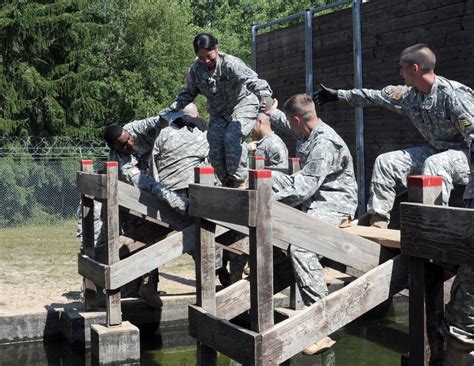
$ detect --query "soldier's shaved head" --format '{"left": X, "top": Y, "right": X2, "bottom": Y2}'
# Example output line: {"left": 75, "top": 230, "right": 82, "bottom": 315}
{"left": 283, "top": 94, "right": 317, "bottom": 121}
{"left": 257, "top": 112, "right": 270, "bottom": 124}
{"left": 400, "top": 44, "right": 436, "bottom": 72}
{"left": 182, "top": 103, "right": 199, "bottom": 118}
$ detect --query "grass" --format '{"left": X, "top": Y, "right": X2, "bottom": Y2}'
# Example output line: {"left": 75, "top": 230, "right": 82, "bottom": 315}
{"left": 0, "top": 220, "right": 79, "bottom": 283}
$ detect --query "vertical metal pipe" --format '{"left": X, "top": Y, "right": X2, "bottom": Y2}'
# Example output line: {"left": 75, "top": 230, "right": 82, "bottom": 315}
{"left": 304, "top": 10, "right": 314, "bottom": 96}
{"left": 251, "top": 25, "right": 258, "bottom": 71}
{"left": 352, "top": 0, "right": 366, "bottom": 216}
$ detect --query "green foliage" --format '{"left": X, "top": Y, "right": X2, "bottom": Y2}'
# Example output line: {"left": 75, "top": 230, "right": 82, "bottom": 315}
{"left": 0, "top": 0, "right": 333, "bottom": 138}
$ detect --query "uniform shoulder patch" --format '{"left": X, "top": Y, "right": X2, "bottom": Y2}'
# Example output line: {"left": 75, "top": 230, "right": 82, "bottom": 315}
{"left": 383, "top": 85, "right": 405, "bottom": 100}
{"left": 128, "top": 167, "right": 141, "bottom": 177}
{"left": 458, "top": 118, "right": 472, "bottom": 132}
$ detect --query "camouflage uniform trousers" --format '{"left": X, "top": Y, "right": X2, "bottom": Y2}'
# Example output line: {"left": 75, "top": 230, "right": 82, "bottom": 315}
{"left": 207, "top": 110, "right": 257, "bottom": 184}
{"left": 443, "top": 197, "right": 474, "bottom": 365}
{"left": 368, "top": 145, "right": 469, "bottom": 219}
{"left": 290, "top": 211, "right": 344, "bottom": 306}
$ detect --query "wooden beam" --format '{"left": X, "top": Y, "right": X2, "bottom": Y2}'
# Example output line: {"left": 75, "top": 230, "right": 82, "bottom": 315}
{"left": 76, "top": 172, "right": 107, "bottom": 199}
{"left": 78, "top": 254, "right": 108, "bottom": 289}
{"left": 216, "top": 258, "right": 294, "bottom": 320}
{"left": 117, "top": 181, "right": 192, "bottom": 231}
{"left": 189, "top": 305, "right": 260, "bottom": 365}
{"left": 260, "top": 254, "right": 408, "bottom": 364}
{"left": 189, "top": 184, "right": 257, "bottom": 227}
{"left": 341, "top": 225, "right": 400, "bottom": 249}
{"left": 400, "top": 203, "right": 474, "bottom": 266}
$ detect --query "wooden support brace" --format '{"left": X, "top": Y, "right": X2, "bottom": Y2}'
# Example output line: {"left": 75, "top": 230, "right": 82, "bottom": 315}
{"left": 249, "top": 169, "right": 274, "bottom": 333}
{"left": 405, "top": 175, "right": 444, "bottom": 366}
{"left": 80, "top": 160, "right": 97, "bottom": 311}
{"left": 76, "top": 171, "right": 107, "bottom": 199}
{"left": 104, "top": 161, "right": 122, "bottom": 327}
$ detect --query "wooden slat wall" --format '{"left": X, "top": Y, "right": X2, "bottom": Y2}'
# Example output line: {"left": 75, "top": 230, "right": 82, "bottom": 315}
{"left": 256, "top": 0, "right": 474, "bottom": 199}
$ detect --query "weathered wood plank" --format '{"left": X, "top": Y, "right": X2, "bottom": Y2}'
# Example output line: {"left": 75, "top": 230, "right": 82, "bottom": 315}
{"left": 117, "top": 181, "right": 192, "bottom": 231}
{"left": 189, "top": 305, "right": 259, "bottom": 365}
{"left": 216, "top": 257, "right": 294, "bottom": 320}
{"left": 76, "top": 172, "right": 107, "bottom": 199}
{"left": 342, "top": 225, "right": 400, "bottom": 249}
{"left": 78, "top": 254, "right": 108, "bottom": 289}
{"left": 249, "top": 170, "right": 274, "bottom": 332}
{"left": 400, "top": 203, "right": 474, "bottom": 266}
{"left": 196, "top": 219, "right": 217, "bottom": 313}
{"left": 260, "top": 255, "right": 408, "bottom": 364}
{"left": 189, "top": 184, "right": 257, "bottom": 227}
{"left": 105, "top": 163, "right": 121, "bottom": 326}
{"left": 80, "top": 160, "right": 97, "bottom": 311}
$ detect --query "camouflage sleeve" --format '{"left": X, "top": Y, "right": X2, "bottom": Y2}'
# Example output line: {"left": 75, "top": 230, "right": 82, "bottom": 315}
{"left": 231, "top": 58, "right": 272, "bottom": 99}
{"left": 109, "top": 151, "right": 188, "bottom": 214}
{"left": 272, "top": 141, "right": 335, "bottom": 206}
{"left": 338, "top": 85, "right": 410, "bottom": 115}
{"left": 123, "top": 115, "right": 163, "bottom": 137}
{"left": 269, "top": 109, "right": 297, "bottom": 137}
{"left": 174, "top": 67, "right": 200, "bottom": 110}
{"left": 447, "top": 87, "right": 474, "bottom": 157}
{"left": 266, "top": 141, "right": 288, "bottom": 168}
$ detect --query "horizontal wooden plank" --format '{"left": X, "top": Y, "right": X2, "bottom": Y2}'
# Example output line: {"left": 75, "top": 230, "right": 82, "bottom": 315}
{"left": 342, "top": 226, "right": 400, "bottom": 249}
{"left": 400, "top": 203, "right": 474, "bottom": 266}
{"left": 189, "top": 305, "right": 260, "bottom": 365}
{"left": 76, "top": 172, "right": 107, "bottom": 199}
{"left": 261, "top": 254, "right": 408, "bottom": 364}
{"left": 216, "top": 257, "right": 294, "bottom": 320}
{"left": 117, "top": 181, "right": 192, "bottom": 231}
{"left": 189, "top": 184, "right": 257, "bottom": 227}
{"left": 78, "top": 254, "right": 108, "bottom": 289}
{"left": 107, "top": 225, "right": 228, "bottom": 289}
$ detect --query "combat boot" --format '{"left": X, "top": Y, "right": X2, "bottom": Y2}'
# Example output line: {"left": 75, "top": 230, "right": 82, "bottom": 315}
{"left": 302, "top": 336, "right": 336, "bottom": 355}
{"left": 369, "top": 213, "right": 390, "bottom": 229}
{"left": 138, "top": 270, "right": 163, "bottom": 308}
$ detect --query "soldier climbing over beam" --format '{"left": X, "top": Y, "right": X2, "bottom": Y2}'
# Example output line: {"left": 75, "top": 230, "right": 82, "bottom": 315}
{"left": 314, "top": 43, "right": 473, "bottom": 229}
{"left": 266, "top": 94, "right": 358, "bottom": 355}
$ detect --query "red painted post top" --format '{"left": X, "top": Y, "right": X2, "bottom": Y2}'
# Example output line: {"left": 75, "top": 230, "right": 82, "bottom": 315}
{"left": 249, "top": 169, "right": 272, "bottom": 179}
{"left": 105, "top": 161, "right": 118, "bottom": 167}
{"left": 407, "top": 175, "right": 443, "bottom": 188}
{"left": 195, "top": 166, "right": 214, "bottom": 175}
{"left": 289, "top": 157, "right": 300, "bottom": 162}
{"left": 81, "top": 160, "right": 93, "bottom": 165}
{"left": 254, "top": 156, "right": 265, "bottom": 161}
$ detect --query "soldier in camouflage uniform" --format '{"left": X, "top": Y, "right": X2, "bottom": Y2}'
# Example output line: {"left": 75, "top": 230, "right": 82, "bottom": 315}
{"left": 268, "top": 94, "right": 356, "bottom": 355}
{"left": 167, "top": 33, "right": 273, "bottom": 187}
{"left": 314, "top": 44, "right": 473, "bottom": 228}
{"left": 248, "top": 112, "right": 289, "bottom": 169}
{"left": 151, "top": 117, "right": 209, "bottom": 193}
{"left": 268, "top": 94, "right": 358, "bottom": 304}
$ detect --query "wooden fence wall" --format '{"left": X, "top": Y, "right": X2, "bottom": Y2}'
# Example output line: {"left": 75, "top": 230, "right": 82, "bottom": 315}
{"left": 255, "top": 0, "right": 474, "bottom": 199}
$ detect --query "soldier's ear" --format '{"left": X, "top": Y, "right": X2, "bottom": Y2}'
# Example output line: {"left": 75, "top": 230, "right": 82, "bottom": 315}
{"left": 412, "top": 63, "right": 420, "bottom": 73}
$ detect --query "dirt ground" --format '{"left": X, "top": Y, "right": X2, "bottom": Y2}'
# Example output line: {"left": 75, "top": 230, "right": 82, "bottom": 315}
{"left": 0, "top": 221, "right": 197, "bottom": 314}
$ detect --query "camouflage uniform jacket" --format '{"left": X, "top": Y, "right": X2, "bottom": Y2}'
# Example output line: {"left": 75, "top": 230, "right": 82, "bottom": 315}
{"left": 151, "top": 126, "right": 209, "bottom": 191}
{"left": 338, "top": 75, "right": 474, "bottom": 153}
{"left": 173, "top": 52, "right": 272, "bottom": 132}
{"left": 251, "top": 131, "right": 289, "bottom": 168}
{"left": 108, "top": 117, "right": 188, "bottom": 213}
{"left": 269, "top": 109, "right": 358, "bottom": 220}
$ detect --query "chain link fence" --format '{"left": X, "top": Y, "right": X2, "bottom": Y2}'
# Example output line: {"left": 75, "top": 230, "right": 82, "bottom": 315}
{"left": 0, "top": 137, "right": 108, "bottom": 228}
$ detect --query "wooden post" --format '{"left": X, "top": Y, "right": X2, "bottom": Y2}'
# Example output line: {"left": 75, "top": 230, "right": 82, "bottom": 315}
{"left": 248, "top": 169, "right": 274, "bottom": 333}
{"left": 194, "top": 166, "right": 218, "bottom": 366}
{"left": 81, "top": 160, "right": 97, "bottom": 311}
{"left": 104, "top": 161, "right": 121, "bottom": 327}
{"left": 287, "top": 157, "right": 303, "bottom": 310}
{"left": 250, "top": 155, "right": 265, "bottom": 170}
{"left": 407, "top": 175, "right": 444, "bottom": 366}
{"left": 288, "top": 157, "right": 301, "bottom": 175}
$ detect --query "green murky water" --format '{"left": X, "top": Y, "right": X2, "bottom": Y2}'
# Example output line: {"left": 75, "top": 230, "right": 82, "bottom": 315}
{"left": 0, "top": 297, "right": 408, "bottom": 366}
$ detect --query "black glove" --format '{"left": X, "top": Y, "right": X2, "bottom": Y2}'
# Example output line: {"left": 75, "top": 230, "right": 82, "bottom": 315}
{"left": 172, "top": 116, "right": 207, "bottom": 132}
{"left": 313, "top": 84, "right": 338, "bottom": 105}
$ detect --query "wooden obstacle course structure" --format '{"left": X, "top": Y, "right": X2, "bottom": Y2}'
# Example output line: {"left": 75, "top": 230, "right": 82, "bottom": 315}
{"left": 401, "top": 175, "right": 474, "bottom": 366}
{"left": 188, "top": 166, "right": 409, "bottom": 365}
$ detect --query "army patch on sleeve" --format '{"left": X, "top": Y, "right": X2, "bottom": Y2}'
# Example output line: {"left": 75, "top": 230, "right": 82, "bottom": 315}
{"left": 129, "top": 167, "right": 141, "bottom": 177}
{"left": 458, "top": 118, "right": 472, "bottom": 132}
{"left": 383, "top": 85, "right": 405, "bottom": 100}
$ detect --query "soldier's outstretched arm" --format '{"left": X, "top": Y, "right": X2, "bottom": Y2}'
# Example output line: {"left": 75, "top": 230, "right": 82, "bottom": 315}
{"left": 313, "top": 84, "right": 338, "bottom": 105}
{"left": 232, "top": 58, "right": 272, "bottom": 99}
